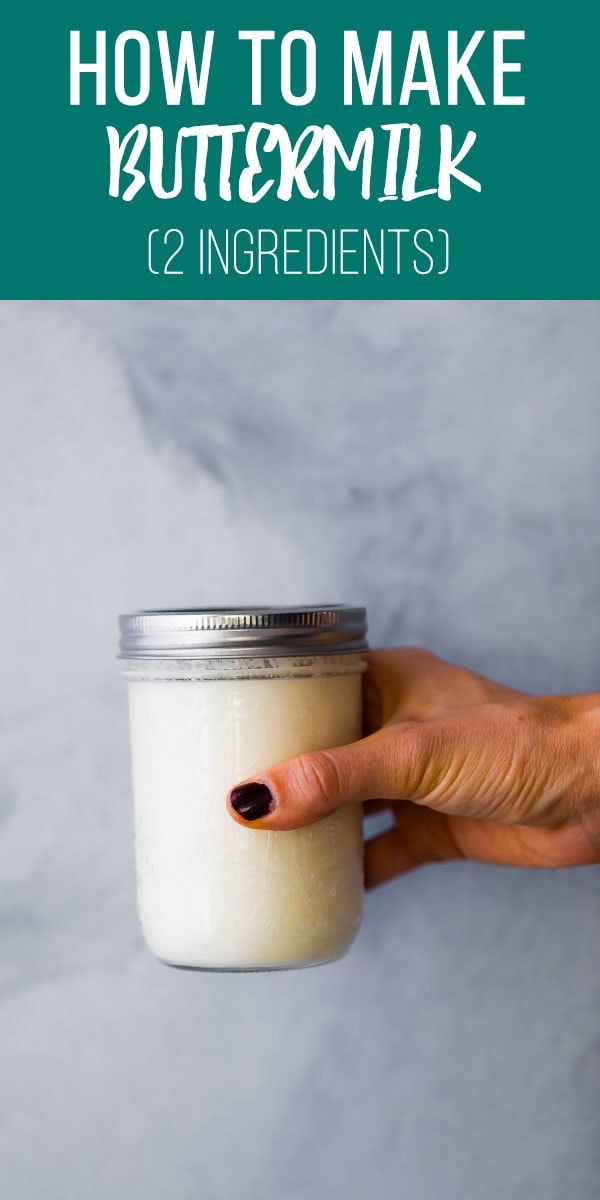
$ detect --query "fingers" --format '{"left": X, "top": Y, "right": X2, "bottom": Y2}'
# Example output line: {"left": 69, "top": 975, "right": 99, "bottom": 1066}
{"left": 364, "top": 803, "right": 463, "bottom": 887}
{"left": 227, "top": 724, "right": 433, "bottom": 831}
{"left": 365, "top": 806, "right": 599, "bottom": 887}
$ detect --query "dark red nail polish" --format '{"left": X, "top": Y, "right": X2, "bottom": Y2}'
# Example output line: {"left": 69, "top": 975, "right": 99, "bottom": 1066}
{"left": 230, "top": 782, "right": 274, "bottom": 821}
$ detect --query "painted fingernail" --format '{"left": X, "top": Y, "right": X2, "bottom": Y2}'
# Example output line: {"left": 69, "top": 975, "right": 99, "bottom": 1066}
{"left": 230, "top": 782, "right": 275, "bottom": 821}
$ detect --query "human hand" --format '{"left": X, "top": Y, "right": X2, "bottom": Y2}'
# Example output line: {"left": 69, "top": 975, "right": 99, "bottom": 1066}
{"left": 228, "top": 649, "right": 600, "bottom": 886}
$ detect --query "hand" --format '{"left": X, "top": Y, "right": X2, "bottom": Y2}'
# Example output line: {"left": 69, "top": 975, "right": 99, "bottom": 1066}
{"left": 227, "top": 649, "right": 600, "bottom": 887}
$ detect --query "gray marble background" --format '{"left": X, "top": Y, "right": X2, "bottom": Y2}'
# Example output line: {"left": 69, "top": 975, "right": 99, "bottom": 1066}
{"left": 1, "top": 300, "right": 599, "bottom": 1200}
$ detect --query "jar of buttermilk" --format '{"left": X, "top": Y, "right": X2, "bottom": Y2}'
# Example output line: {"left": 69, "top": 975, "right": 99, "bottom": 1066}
{"left": 118, "top": 606, "right": 368, "bottom": 972}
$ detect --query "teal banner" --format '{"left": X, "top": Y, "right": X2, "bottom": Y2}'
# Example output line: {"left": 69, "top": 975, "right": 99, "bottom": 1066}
{"left": 1, "top": 1, "right": 598, "bottom": 298}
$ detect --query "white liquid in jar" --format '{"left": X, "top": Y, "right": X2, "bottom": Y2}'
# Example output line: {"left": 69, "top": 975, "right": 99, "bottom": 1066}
{"left": 127, "top": 670, "right": 364, "bottom": 971}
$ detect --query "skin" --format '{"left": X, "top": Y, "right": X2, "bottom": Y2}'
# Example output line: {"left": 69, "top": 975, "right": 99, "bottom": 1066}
{"left": 227, "top": 648, "right": 600, "bottom": 887}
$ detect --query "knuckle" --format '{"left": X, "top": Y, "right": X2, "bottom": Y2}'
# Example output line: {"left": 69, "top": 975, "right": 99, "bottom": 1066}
{"left": 389, "top": 721, "right": 436, "bottom": 797}
{"left": 291, "top": 750, "right": 341, "bottom": 814}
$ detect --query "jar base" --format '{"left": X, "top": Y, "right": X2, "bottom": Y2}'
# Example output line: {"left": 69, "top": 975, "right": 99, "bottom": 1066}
{"left": 156, "top": 950, "right": 350, "bottom": 974}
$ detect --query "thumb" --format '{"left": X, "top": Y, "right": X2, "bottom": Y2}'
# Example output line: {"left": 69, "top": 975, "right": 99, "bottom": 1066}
{"left": 227, "top": 725, "right": 429, "bottom": 830}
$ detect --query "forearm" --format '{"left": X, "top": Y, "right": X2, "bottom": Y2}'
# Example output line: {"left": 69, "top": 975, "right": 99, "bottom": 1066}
{"left": 559, "top": 692, "right": 600, "bottom": 846}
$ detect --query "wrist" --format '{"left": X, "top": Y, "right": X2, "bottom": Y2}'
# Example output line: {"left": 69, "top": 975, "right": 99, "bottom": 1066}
{"left": 558, "top": 693, "right": 600, "bottom": 843}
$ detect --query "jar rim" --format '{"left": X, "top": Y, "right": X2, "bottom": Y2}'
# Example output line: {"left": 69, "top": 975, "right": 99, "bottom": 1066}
{"left": 118, "top": 605, "right": 368, "bottom": 659}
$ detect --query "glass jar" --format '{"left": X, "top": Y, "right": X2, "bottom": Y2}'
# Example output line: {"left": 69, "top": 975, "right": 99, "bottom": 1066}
{"left": 119, "top": 606, "right": 368, "bottom": 972}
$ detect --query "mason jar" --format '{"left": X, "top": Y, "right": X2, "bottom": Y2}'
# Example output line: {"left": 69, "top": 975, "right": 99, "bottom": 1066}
{"left": 118, "top": 606, "right": 368, "bottom": 972}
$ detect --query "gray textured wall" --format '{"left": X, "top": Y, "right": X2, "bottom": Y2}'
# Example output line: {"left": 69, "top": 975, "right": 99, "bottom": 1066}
{"left": 1, "top": 300, "right": 599, "bottom": 1200}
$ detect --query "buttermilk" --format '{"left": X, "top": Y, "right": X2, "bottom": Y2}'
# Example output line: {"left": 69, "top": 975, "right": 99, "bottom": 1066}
{"left": 107, "top": 121, "right": 480, "bottom": 203}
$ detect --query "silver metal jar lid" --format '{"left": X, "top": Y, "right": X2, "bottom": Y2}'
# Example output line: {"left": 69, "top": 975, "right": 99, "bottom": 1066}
{"left": 118, "top": 605, "right": 368, "bottom": 659}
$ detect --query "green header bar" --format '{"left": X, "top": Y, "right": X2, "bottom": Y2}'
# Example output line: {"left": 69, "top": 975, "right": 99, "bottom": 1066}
{"left": 1, "top": 1, "right": 598, "bottom": 298}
